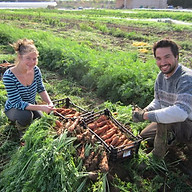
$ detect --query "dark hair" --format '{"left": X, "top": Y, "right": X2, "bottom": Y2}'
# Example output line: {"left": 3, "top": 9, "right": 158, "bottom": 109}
{"left": 153, "top": 39, "right": 179, "bottom": 58}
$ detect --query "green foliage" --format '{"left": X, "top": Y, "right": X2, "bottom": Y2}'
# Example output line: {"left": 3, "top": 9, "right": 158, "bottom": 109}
{"left": 0, "top": 110, "right": 8, "bottom": 127}
{"left": 0, "top": 115, "right": 85, "bottom": 192}
{"left": 79, "top": 23, "right": 93, "bottom": 32}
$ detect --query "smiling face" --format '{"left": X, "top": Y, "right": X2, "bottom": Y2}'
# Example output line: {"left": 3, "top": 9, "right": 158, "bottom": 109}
{"left": 19, "top": 51, "right": 38, "bottom": 71}
{"left": 155, "top": 47, "right": 178, "bottom": 77}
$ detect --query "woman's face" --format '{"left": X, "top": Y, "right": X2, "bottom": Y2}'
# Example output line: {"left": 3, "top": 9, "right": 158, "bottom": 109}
{"left": 19, "top": 52, "right": 38, "bottom": 70}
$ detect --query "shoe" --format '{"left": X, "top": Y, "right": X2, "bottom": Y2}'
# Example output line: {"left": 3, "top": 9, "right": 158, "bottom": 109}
{"left": 16, "top": 121, "right": 28, "bottom": 131}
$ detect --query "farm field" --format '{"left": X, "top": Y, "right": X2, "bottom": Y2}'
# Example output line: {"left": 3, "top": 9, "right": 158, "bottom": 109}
{"left": 0, "top": 8, "right": 192, "bottom": 192}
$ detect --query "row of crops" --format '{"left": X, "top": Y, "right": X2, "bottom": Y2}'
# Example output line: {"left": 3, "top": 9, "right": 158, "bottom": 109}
{"left": 0, "top": 22, "right": 158, "bottom": 107}
{"left": 3, "top": 8, "right": 192, "bottom": 108}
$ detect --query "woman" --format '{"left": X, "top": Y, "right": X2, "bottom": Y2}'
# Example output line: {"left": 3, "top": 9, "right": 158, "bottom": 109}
{"left": 3, "top": 38, "right": 54, "bottom": 132}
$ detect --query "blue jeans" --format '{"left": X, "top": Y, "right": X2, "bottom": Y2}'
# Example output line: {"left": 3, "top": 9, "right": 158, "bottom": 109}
{"left": 5, "top": 108, "right": 43, "bottom": 126}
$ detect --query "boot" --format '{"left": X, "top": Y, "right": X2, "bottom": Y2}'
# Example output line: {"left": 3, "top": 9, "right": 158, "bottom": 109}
{"left": 15, "top": 121, "right": 28, "bottom": 139}
{"left": 15, "top": 121, "right": 28, "bottom": 131}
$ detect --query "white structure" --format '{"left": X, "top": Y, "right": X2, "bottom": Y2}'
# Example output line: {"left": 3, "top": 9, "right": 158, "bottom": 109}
{"left": 116, "top": 0, "right": 167, "bottom": 9}
{"left": 0, "top": 2, "right": 57, "bottom": 9}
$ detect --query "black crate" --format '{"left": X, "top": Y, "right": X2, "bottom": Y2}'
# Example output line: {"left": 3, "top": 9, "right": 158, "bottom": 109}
{"left": 82, "top": 109, "right": 142, "bottom": 161}
{"left": 52, "top": 97, "right": 93, "bottom": 120}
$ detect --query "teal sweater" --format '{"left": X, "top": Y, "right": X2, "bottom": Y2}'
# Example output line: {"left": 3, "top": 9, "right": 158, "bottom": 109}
{"left": 146, "top": 64, "right": 192, "bottom": 123}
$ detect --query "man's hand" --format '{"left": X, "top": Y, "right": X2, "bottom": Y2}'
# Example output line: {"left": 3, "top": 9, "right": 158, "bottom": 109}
{"left": 132, "top": 106, "right": 145, "bottom": 122}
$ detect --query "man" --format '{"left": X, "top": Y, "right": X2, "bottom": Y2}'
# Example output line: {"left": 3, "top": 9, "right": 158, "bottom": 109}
{"left": 132, "top": 39, "right": 192, "bottom": 159}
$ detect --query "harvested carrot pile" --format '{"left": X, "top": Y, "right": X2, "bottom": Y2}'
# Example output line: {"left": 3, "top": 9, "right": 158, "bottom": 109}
{"left": 53, "top": 107, "right": 82, "bottom": 134}
{"left": 0, "top": 62, "right": 15, "bottom": 78}
{"left": 52, "top": 102, "right": 140, "bottom": 182}
{"left": 53, "top": 107, "right": 110, "bottom": 177}
{"left": 87, "top": 115, "right": 134, "bottom": 148}
{"left": 0, "top": 63, "right": 14, "bottom": 68}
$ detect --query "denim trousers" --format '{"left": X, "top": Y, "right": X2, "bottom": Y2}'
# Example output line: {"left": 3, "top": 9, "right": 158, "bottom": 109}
{"left": 5, "top": 108, "right": 43, "bottom": 127}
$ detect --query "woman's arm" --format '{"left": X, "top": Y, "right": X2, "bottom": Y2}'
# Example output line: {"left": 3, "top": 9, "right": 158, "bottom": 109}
{"left": 25, "top": 103, "right": 54, "bottom": 114}
{"left": 25, "top": 90, "right": 54, "bottom": 114}
{"left": 39, "top": 90, "right": 53, "bottom": 106}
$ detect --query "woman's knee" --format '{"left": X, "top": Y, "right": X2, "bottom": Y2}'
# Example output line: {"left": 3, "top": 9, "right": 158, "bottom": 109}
{"left": 5, "top": 109, "right": 33, "bottom": 126}
{"left": 18, "top": 111, "right": 33, "bottom": 126}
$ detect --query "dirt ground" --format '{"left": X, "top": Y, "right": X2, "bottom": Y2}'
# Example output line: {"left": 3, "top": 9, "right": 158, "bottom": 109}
{"left": 106, "top": 144, "right": 192, "bottom": 191}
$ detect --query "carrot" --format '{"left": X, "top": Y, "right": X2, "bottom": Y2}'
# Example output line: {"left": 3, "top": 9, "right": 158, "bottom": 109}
{"left": 123, "top": 140, "right": 134, "bottom": 148}
{"left": 61, "top": 109, "right": 72, "bottom": 115}
{"left": 107, "top": 121, "right": 118, "bottom": 130}
{"left": 88, "top": 122, "right": 97, "bottom": 130}
{"left": 65, "top": 114, "right": 75, "bottom": 118}
{"left": 55, "top": 120, "right": 63, "bottom": 127}
{"left": 101, "top": 128, "right": 117, "bottom": 140}
{"left": 99, "top": 151, "right": 109, "bottom": 172}
{"left": 64, "top": 119, "right": 73, "bottom": 129}
{"left": 73, "top": 111, "right": 80, "bottom": 117}
{"left": 104, "top": 134, "right": 116, "bottom": 145}
{"left": 79, "top": 144, "right": 85, "bottom": 159}
{"left": 68, "top": 118, "right": 80, "bottom": 132}
{"left": 105, "top": 126, "right": 118, "bottom": 134}
{"left": 116, "top": 139, "right": 128, "bottom": 148}
{"left": 76, "top": 134, "right": 83, "bottom": 141}
{"left": 54, "top": 108, "right": 64, "bottom": 113}
{"left": 94, "top": 124, "right": 109, "bottom": 135}
{"left": 117, "top": 139, "right": 134, "bottom": 148}
{"left": 85, "top": 151, "right": 95, "bottom": 169}
{"left": 113, "top": 134, "right": 127, "bottom": 146}
{"left": 96, "top": 115, "right": 108, "bottom": 123}
{"left": 97, "top": 120, "right": 108, "bottom": 128}
{"left": 67, "top": 108, "right": 77, "bottom": 114}
{"left": 110, "top": 136, "right": 119, "bottom": 146}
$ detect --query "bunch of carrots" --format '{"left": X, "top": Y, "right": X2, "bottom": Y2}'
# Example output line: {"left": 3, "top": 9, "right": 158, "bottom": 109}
{"left": 87, "top": 115, "right": 134, "bottom": 148}
{"left": 53, "top": 106, "right": 110, "bottom": 176}
{"left": 54, "top": 107, "right": 82, "bottom": 134}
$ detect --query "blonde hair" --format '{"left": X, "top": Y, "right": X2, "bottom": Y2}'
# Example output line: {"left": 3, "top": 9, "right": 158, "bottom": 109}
{"left": 11, "top": 38, "right": 39, "bottom": 65}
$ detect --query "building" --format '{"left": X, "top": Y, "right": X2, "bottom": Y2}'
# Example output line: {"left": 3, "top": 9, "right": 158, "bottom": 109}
{"left": 116, "top": 0, "right": 167, "bottom": 9}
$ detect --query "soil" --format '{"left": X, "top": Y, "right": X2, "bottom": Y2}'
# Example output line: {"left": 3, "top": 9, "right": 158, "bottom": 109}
{"left": 107, "top": 144, "right": 192, "bottom": 191}
{"left": 166, "top": 144, "right": 192, "bottom": 177}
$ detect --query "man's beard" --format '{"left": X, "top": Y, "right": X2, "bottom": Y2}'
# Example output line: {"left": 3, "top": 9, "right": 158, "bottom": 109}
{"left": 160, "top": 63, "right": 177, "bottom": 75}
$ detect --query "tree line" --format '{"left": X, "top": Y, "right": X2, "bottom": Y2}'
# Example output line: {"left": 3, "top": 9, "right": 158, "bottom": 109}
{"left": 168, "top": 0, "right": 192, "bottom": 8}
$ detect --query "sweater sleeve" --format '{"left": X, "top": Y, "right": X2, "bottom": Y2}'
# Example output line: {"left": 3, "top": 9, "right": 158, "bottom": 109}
{"left": 147, "top": 69, "right": 192, "bottom": 123}
{"left": 3, "top": 71, "right": 29, "bottom": 110}
{"left": 147, "top": 106, "right": 188, "bottom": 123}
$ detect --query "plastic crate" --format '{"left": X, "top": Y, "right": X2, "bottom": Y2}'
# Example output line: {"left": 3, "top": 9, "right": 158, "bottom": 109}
{"left": 52, "top": 97, "right": 93, "bottom": 120}
{"left": 82, "top": 109, "right": 142, "bottom": 161}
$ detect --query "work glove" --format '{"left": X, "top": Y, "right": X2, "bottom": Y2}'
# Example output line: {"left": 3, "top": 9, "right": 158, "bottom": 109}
{"left": 132, "top": 105, "right": 145, "bottom": 122}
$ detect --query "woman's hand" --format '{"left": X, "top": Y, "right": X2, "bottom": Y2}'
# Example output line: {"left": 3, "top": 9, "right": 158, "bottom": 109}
{"left": 40, "top": 105, "right": 55, "bottom": 114}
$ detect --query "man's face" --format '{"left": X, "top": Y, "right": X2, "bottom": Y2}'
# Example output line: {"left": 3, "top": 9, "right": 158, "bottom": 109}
{"left": 155, "top": 47, "right": 178, "bottom": 77}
